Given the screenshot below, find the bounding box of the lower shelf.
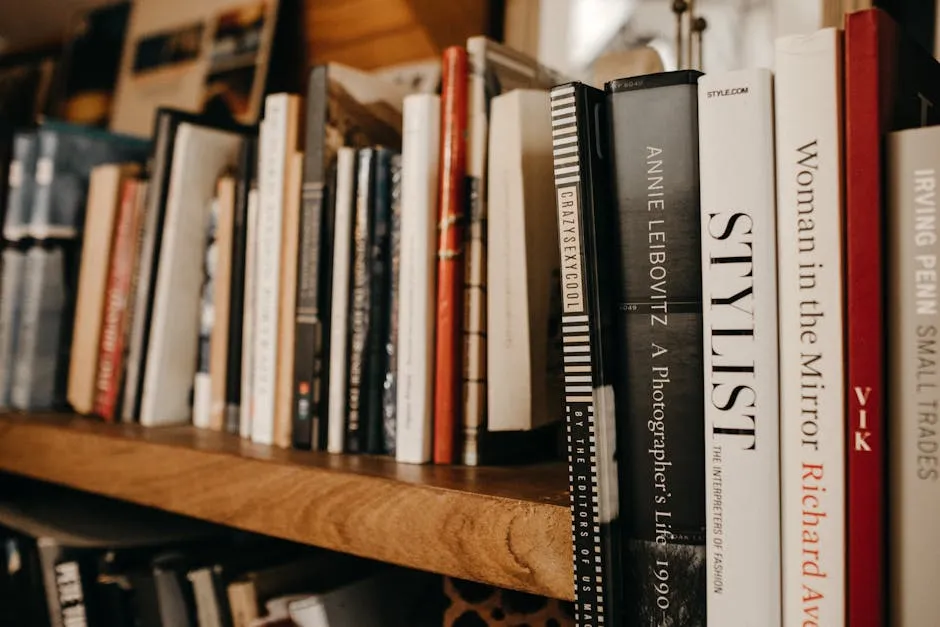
[0,412,573,600]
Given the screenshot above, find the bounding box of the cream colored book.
[274,152,303,448]
[486,88,559,433]
[67,163,137,414]
[209,176,237,431]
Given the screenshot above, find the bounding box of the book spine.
[844,12,899,624]
[887,126,940,626]
[240,187,261,439]
[698,69,781,625]
[382,155,403,455]
[0,249,26,408]
[607,71,706,623]
[117,181,149,423]
[327,148,358,454]
[365,148,394,454]
[3,132,38,242]
[252,101,290,446]
[93,179,139,421]
[396,94,441,465]
[346,148,375,454]
[461,41,489,466]
[226,141,255,434]
[211,179,235,432]
[775,30,846,625]
[294,66,328,450]
[433,47,469,465]
[550,82,623,627]
[27,131,57,239]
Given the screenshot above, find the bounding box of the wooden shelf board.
[0,413,574,600]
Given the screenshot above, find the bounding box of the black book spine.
[364,148,394,454]
[345,148,375,454]
[293,66,328,450]
[382,155,403,455]
[224,138,255,434]
[550,82,624,627]
[606,70,706,623]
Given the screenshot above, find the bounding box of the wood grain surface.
[0,412,574,600]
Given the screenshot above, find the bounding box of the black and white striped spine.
[551,83,605,627]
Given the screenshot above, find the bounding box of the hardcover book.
[3,131,39,242]
[844,10,940,624]
[698,68,781,625]
[886,125,940,626]
[382,155,403,456]
[775,29,846,626]
[293,63,407,451]
[550,81,623,627]
[395,94,441,465]
[0,248,27,408]
[193,194,220,430]
[433,47,469,465]
[607,70,706,624]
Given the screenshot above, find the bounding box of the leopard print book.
[442,577,576,627]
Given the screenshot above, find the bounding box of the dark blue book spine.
[606,70,706,625]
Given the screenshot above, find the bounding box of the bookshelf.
[0,412,574,601]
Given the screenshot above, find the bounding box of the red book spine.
[433,47,468,464]
[93,179,139,421]
[845,10,894,626]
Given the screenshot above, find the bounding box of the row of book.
[0,478,464,627]
[555,7,940,627]
[0,35,572,466]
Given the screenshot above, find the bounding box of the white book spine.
[395,94,441,464]
[887,126,940,626]
[252,99,289,445]
[0,249,26,408]
[240,188,260,439]
[698,68,781,626]
[326,147,357,455]
[774,29,846,626]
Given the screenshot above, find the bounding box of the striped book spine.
[551,82,623,627]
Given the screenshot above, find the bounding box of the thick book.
[67,163,138,415]
[326,148,357,455]
[364,147,396,454]
[346,148,376,454]
[433,47,468,465]
[886,125,940,626]
[27,121,149,239]
[460,37,564,466]
[606,70,706,623]
[775,29,846,626]
[550,81,623,627]
[293,63,406,451]
[139,123,243,426]
[395,94,441,465]
[3,131,39,241]
[487,88,561,434]
[93,177,144,421]
[252,94,301,446]
[844,10,940,625]
[697,68,781,625]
